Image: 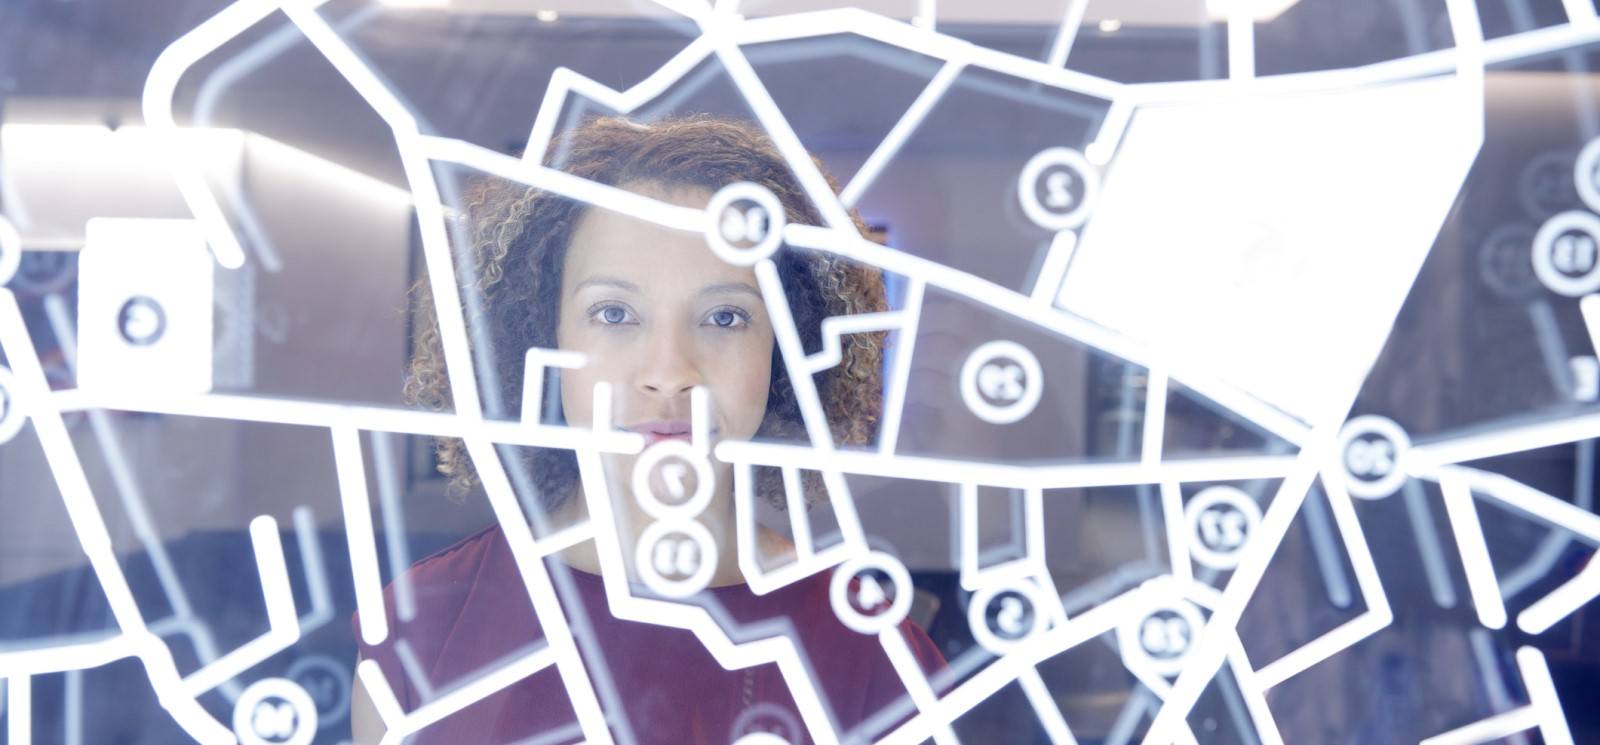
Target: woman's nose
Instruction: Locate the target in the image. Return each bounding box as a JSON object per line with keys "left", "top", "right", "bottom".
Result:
{"left": 636, "top": 328, "right": 703, "bottom": 397}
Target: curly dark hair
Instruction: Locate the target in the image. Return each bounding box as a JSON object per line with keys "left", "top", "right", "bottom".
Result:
{"left": 406, "top": 114, "right": 888, "bottom": 512}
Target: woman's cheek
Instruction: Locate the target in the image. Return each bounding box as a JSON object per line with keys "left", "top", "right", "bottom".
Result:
{"left": 724, "top": 336, "right": 773, "bottom": 439}
{"left": 559, "top": 368, "right": 596, "bottom": 428}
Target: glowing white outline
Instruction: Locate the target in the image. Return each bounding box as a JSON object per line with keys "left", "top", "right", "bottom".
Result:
{"left": 967, "top": 578, "right": 1051, "bottom": 655}
{"left": 1017, "top": 148, "right": 1099, "bottom": 232}
{"left": 1440, "top": 473, "right": 1508, "bottom": 630}
{"left": 1184, "top": 485, "right": 1263, "bottom": 571}
{"left": 1334, "top": 415, "right": 1412, "bottom": 500}
{"left": 705, "top": 182, "right": 787, "bottom": 266}
{"left": 38, "top": 1, "right": 1600, "bottom": 743}
{"left": 631, "top": 440, "right": 716, "bottom": 520}
{"left": 830, "top": 551, "right": 915, "bottom": 635}
{"left": 1532, "top": 210, "right": 1600, "bottom": 297}
{"left": 232, "top": 677, "right": 317, "bottom": 745}
{"left": 636, "top": 519, "right": 720, "bottom": 598}
{"left": 958, "top": 340, "right": 1045, "bottom": 425}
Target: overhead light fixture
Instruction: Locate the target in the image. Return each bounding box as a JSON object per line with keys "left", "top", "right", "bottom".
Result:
{"left": 1098, "top": 19, "right": 1122, "bottom": 32}
{"left": 535, "top": 9, "right": 559, "bottom": 22}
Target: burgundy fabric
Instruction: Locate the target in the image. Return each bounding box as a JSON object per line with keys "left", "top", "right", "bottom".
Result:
{"left": 354, "top": 525, "right": 948, "bottom": 744}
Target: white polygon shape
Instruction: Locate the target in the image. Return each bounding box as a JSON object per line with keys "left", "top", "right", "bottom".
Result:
{"left": 636, "top": 519, "right": 718, "bottom": 599}
{"left": 705, "top": 182, "right": 785, "bottom": 266}
{"left": 1018, "top": 147, "right": 1098, "bottom": 231}
{"left": 1532, "top": 210, "right": 1600, "bottom": 297}
{"left": 631, "top": 439, "right": 716, "bottom": 520}
{"left": 967, "top": 577, "right": 1051, "bottom": 655}
{"left": 1337, "top": 415, "right": 1411, "bottom": 500}
{"left": 77, "top": 218, "right": 213, "bottom": 395}
{"left": 233, "top": 677, "right": 317, "bottom": 745}
{"left": 1576, "top": 136, "right": 1600, "bottom": 214}
{"left": 959, "top": 340, "right": 1044, "bottom": 425}
{"left": 1118, "top": 595, "right": 1206, "bottom": 679}
{"left": 829, "top": 551, "right": 913, "bottom": 634}
{"left": 1184, "top": 485, "right": 1263, "bottom": 570}
{"left": 0, "top": 215, "right": 20, "bottom": 286}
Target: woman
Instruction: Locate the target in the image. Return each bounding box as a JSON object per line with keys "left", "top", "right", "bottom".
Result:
{"left": 351, "top": 114, "right": 946, "bottom": 744}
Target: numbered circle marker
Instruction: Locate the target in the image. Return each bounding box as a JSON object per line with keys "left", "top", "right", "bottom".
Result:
{"left": 636, "top": 519, "right": 717, "bottom": 599}
{"left": 0, "top": 366, "right": 22, "bottom": 445}
{"left": 233, "top": 677, "right": 317, "bottom": 745}
{"left": 1118, "top": 600, "right": 1204, "bottom": 678}
{"left": 1018, "top": 147, "right": 1098, "bottom": 231}
{"left": 631, "top": 439, "right": 715, "bottom": 520}
{"left": 285, "top": 655, "right": 352, "bottom": 727}
{"left": 1532, "top": 211, "right": 1600, "bottom": 297}
{"left": 0, "top": 215, "right": 20, "bottom": 286}
{"left": 1576, "top": 138, "right": 1600, "bottom": 214}
{"left": 1184, "top": 486, "right": 1262, "bottom": 570}
{"left": 960, "top": 340, "right": 1044, "bottom": 424}
{"left": 118, "top": 295, "right": 167, "bottom": 347}
{"left": 706, "top": 182, "right": 785, "bottom": 266}
{"left": 1477, "top": 224, "right": 1542, "bottom": 300}
{"left": 730, "top": 702, "right": 803, "bottom": 745}
{"left": 968, "top": 579, "right": 1050, "bottom": 654}
{"left": 1336, "top": 415, "right": 1411, "bottom": 500}
{"left": 830, "top": 551, "right": 913, "bottom": 634}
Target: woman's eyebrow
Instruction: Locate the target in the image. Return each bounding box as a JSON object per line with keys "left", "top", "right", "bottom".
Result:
{"left": 572, "top": 276, "right": 641, "bottom": 293}
{"left": 699, "top": 281, "right": 762, "bottom": 299}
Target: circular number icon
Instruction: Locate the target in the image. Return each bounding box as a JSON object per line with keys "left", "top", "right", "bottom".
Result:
{"left": 1118, "top": 600, "right": 1204, "bottom": 678}
{"left": 631, "top": 439, "right": 715, "bottom": 520}
{"left": 117, "top": 295, "right": 167, "bottom": 346}
{"left": 1185, "top": 486, "right": 1262, "bottom": 570}
{"left": 1576, "top": 138, "right": 1600, "bottom": 214}
{"left": 960, "top": 340, "right": 1044, "bottom": 425}
{"left": 285, "top": 655, "right": 352, "bottom": 728}
{"left": 0, "top": 366, "right": 22, "bottom": 445}
{"left": 1336, "top": 415, "right": 1411, "bottom": 500}
{"left": 730, "top": 702, "right": 803, "bottom": 745}
{"left": 706, "top": 182, "right": 785, "bottom": 266}
{"left": 0, "top": 215, "right": 20, "bottom": 286}
{"left": 968, "top": 579, "right": 1050, "bottom": 654}
{"left": 1477, "top": 224, "right": 1542, "bottom": 300}
{"left": 1532, "top": 211, "right": 1600, "bottom": 297}
{"left": 830, "top": 551, "right": 913, "bottom": 634}
{"left": 636, "top": 519, "right": 717, "bottom": 599}
{"left": 1018, "top": 147, "right": 1098, "bottom": 231}
{"left": 233, "top": 678, "right": 317, "bottom": 745}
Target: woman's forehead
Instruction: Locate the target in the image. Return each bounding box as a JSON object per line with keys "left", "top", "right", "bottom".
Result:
{"left": 565, "top": 188, "right": 760, "bottom": 291}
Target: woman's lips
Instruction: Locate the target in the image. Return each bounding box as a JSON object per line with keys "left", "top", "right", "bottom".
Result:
{"left": 641, "top": 431, "right": 692, "bottom": 447}
{"left": 628, "top": 420, "right": 699, "bottom": 447}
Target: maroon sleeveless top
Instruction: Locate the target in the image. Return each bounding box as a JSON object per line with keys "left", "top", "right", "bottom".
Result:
{"left": 354, "top": 525, "right": 948, "bottom": 744}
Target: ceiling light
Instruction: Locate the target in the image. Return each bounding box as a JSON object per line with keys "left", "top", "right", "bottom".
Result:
{"left": 1098, "top": 19, "right": 1122, "bottom": 32}
{"left": 535, "top": 9, "right": 559, "bottom": 22}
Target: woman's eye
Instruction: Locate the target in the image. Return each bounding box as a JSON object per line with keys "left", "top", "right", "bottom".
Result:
{"left": 706, "top": 308, "right": 749, "bottom": 329}
{"left": 591, "top": 304, "right": 634, "bottom": 325}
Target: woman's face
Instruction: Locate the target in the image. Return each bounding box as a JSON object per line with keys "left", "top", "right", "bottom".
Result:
{"left": 555, "top": 181, "right": 775, "bottom": 465}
